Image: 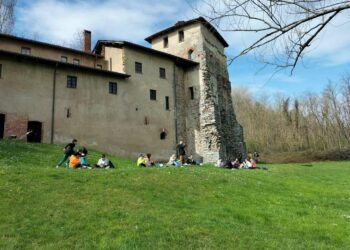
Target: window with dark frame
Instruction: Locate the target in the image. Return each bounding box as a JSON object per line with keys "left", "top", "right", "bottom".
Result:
{"left": 150, "top": 89, "right": 157, "bottom": 100}
{"left": 96, "top": 64, "right": 102, "bottom": 69}
{"left": 179, "top": 30, "right": 184, "bottom": 42}
{"left": 189, "top": 87, "right": 194, "bottom": 100}
{"left": 109, "top": 82, "right": 117, "bottom": 94}
{"left": 21, "top": 47, "right": 31, "bottom": 55}
{"left": 73, "top": 59, "right": 80, "bottom": 65}
{"left": 159, "top": 67, "right": 166, "bottom": 78}
{"left": 67, "top": 76, "right": 77, "bottom": 89}
{"left": 165, "top": 96, "right": 170, "bottom": 110}
{"left": 163, "top": 37, "right": 168, "bottom": 48}
{"left": 0, "top": 64, "right": 2, "bottom": 78}
{"left": 61, "top": 56, "right": 68, "bottom": 63}
{"left": 135, "top": 62, "right": 142, "bottom": 73}
{"left": 160, "top": 131, "right": 167, "bottom": 140}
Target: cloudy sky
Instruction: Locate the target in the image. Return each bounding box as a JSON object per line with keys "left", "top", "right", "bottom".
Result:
{"left": 13, "top": 0, "right": 350, "bottom": 99}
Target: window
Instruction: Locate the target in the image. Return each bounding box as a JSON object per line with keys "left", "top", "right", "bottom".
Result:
{"left": 67, "top": 76, "right": 77, "bottom": 88}
{"left": 159, "top": 67, "right": 166, "bottom": 78}
{"left": 160, "top": 131, "right": 167, "bottom": 140}
{"left": 0, "top": 64, "right": 2, "bottom": 78}
{"left": 109, "top": 82, "right": 117, "bottom": 94}
{"left": 96, "top": 64, "right": 102, "bottom": 69}
{"left": 150, "top": 89, "right": 157, "bottom": 100}
{"left": 189, "top": 87, "right": 194, "bottom": 100}
{"left": 135, "top": 62, "right": 142, "bottom": 73}
{"left": 188, "top": 49, "right": 194, "bottom": 60}
{"left": 21, "top": 47, "right": 31, "bottom": 55}
{"left": 61, "top": 56, "right": 68, "bottom": 63}
{"left": 163, "top": 37, "right": 168, "bottom": 48}
{"left": 179, "top": 30, "right": 184, "bottom": 42}
{"left": 73, "top": 59, "right": 80, "bottom": 65}
{"left": 165, "top": 96, "right": 169, "bottom": 110}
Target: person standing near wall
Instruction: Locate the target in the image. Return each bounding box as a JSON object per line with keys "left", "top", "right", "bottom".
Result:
{"left": 56, "top": 139, "right": 77, "bottom": 168}
{"left": 176, "top": 141, "right": 186, "bottom": 165}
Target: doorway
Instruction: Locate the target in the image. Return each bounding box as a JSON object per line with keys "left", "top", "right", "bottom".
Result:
{"left": 0, "top": 114, "right": 5, "bottom": 139}
{"left": 27, "top": 121, "right": 42, "bottom": 143}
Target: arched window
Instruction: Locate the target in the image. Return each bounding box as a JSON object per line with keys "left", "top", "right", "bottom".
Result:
{"left": 188, "top": 49, "right": 194, "bottom": 60}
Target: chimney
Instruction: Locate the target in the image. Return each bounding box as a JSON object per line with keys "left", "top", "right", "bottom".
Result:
{"left": 83, "top": 30, "right": 91, "bottom": 53}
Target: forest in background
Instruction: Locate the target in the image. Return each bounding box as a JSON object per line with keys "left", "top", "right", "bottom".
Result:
{"left": 232, "top": 74, "right": 350, "bottom": 162}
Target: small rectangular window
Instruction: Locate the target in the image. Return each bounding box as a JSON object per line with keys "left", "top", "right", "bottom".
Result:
{"left": 109, "top": 82, "right": 117, "bottom": 94}
{"left": 73, "top": 59, "right": 80, "bottom": 65}
{"left": 189, "top": 87, "right": 194, "bottom": 100}
{"left": 159, "top": 67, "right": 166, "bottom": 78}
{"left": 0, "top": 64, "right": 2, "bottom": 78}
{"left": 188, "top": 49, "right": 194, "bottom": 60}
{"left": 165, "top": 96, "right": 169, "bottom": 110}
{"left": 135, "top": 62, "right": 142, "bottom": 73}
{"left": 67, "top": 76, "right": 77, "bottom": 88}
{"left": 21, "top": 47, "right": 31, "bottom": 55}
{"left": 61, "top": 56, "right": 68, "bottom": 63}
{"left": 150, "top": 89, "right": 157, "bottom": 101}
{"left": 179, "top": 30, "right": 184, "bottom": 42}
{"left": 96, "top": 64, "right": 102, "bottom": 69}
{"left": 163, "top": 37, "right": 168, "bottom": 48}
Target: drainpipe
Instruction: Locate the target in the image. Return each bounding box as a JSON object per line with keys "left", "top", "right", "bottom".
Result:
{"left": 173, "top": 63, "right": 178, "bottom": 144}
{"left": 50, "top": 63, "right": 58, "bottom": 144}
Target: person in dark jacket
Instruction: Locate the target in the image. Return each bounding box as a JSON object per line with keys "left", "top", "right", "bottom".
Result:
{"left": 176, "top": 141, "right": 186, "bottom": 165}
{"left": 56, "top": 139, "right": 77, "bottom": 168}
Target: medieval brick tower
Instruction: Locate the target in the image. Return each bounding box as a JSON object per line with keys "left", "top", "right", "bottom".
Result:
{"left": 146, "top": 17, "right": 246, "bottom": 162}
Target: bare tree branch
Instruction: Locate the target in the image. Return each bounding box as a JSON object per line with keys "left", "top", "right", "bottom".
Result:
{"left": 194, "top": 0, "right": 350, "bottom": 72}
{"left": 0, "top": 0, "right": 16, "bottom": 34}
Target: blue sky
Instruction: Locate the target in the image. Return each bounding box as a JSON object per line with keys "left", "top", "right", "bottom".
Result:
{"left": 13, "top": 0, "right": 350, "bottom": 99}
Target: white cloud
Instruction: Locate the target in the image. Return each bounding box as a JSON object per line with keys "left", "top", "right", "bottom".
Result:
{"left": 15, "top": 0, "right": 190, "bottom": 46}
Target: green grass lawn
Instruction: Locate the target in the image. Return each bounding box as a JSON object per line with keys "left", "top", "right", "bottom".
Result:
{"left": 0, "top": 140, "right": 349, "bottom": 249}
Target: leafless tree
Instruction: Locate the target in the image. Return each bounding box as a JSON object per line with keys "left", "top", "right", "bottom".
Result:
{"left": 0, "top": 0, "right": 16, "bottom": 34}
{"left": 194, "top": 0, "right": 350, "bottom": 72}
{"left": 69, "top": 29, "right": 84, "bottom": 50}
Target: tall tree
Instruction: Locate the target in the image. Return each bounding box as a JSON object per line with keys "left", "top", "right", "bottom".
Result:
{"left": 0, "top": 0, "right": 16, "bottom": 34}
{"left": 195, "top": 0, "right": 350, "bottom": 72}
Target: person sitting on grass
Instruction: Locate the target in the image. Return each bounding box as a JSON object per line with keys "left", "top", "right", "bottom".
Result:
{"left": 230, "top": 158, "right": 240, "bottom": 169}
{"left": 186, "top": 155, "right": 196, "bottom": 165}
{"left": 145, "top": 153, "right": 155, "bottom": 167}
{"left": 69, "top": 152, "right": 81, "bottom": 168}
{"left": 78, "top": 147, "right": 90, "bottom": 168}
{"left": 96, "top": 154, "right": 115, "bottom": 169}
{"left": 56, "top": 139, "right": 77, "bottom": 168}
{"left": 240, "top": 159, "right": 252, "bottom": 169}
{"left": 249, "top": 157, "right": 257, "bottom": 169}
{"left": 137, "top": 153, "right": 146, "bottom": 167}
{"left": 168, "top": 154, "right": 180, "bottom": 167}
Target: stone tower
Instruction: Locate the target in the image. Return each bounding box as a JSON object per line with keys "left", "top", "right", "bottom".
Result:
{"left": 145, "top": 17, "right": 246, "bottom": 162}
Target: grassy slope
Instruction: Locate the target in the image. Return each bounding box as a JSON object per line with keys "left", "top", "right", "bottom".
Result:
{"left": 0, "top": 140, "right": 349, "bottom": 250}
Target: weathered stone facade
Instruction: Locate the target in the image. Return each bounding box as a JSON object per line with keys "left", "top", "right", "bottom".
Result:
{"left": 0, "top": 17, "right": 245, "bottom": 162}
{"left": 147, "top": 17, "right": 246, "bottom": 162}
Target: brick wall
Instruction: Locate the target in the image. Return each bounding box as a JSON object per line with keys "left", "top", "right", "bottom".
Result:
{"left": 4, "top": 113, "right": 28, "bottom": 139}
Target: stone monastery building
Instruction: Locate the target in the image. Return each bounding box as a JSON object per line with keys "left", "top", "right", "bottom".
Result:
{"left": 0, "top": 17, "right": 245, "bottom": 162}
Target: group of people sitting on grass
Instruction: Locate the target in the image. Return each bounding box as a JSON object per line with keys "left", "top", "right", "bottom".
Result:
{"left": 136, "top": 141, "right": 200, "bottom": 167}
{"left": 56, "top": 139, "right": 264, "bottom": 170}
{"left": 215, "top": 152, "right": 266, "bottom": 170}
{"left": 56, "top": 139, "right": 114, "bottom": 169}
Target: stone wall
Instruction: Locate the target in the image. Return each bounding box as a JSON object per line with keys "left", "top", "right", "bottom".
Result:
{"left": 198, "top": 45, "right": 246, "bottom": 162}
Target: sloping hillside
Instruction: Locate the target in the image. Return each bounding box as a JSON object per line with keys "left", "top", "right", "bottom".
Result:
{"left": 0, "top": 140, "right": 349, "bottom": 249}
